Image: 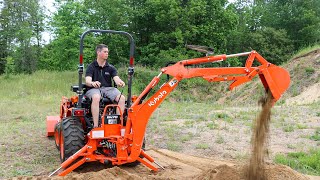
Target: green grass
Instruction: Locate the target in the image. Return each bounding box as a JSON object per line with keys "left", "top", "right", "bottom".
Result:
{"left": 292, "top": 44, "right": 320, "bottom": 59}
{"left": 305, "top": 67, "right": 315, "bottom": 75}
{"left": 310, "top": 128, "right": 320, "bottom": 141}
{"left": 180, "top": 133, "right": 194, "bottom": 142}
{"left": 166, "top": 142, "right": 181, "bottom": 151}
{"left": 206, "top": 121, "right": 218, "bottom": 130}
{"left": 275, "top": 149, "right": 320, "bottom": 176}
{"left": 296, "top": 123, "right": 308, "bottom": 129}
{"left": 195, "top": 143, "right": 209, "bottom": 149}
{"left": 215, "top": 135, "right": 225, "bottom": 144}
{"left": 283, "top": 124, "right": 295, "bottom": 132}
{"left": 0, "top": 70, "right": 72, "bottom": 178}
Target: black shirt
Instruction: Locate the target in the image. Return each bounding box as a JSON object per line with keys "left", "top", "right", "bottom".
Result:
{"left": 85, "top": 60, "right": 117, "bottom": 88}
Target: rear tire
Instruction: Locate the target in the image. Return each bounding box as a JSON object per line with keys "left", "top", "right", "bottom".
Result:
{"left": 60, "top": 117, "right": 85, "bottom": 162}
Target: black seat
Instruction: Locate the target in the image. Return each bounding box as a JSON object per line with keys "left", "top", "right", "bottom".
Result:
{"left": 71, "top": 83, "right": 115, "bottom": 106}
{"left": 71, "top": 83, "right": 87, "bottom": 93}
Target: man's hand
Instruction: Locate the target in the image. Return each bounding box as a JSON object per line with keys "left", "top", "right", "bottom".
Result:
{"left": 114, "top": 76, "right": 125, "bottom": 87}
{"left": 91, "top": 81, "right": 101, "bottom": 88}
{"left": 116, "top": 80, "right": 125, "bottom": 87}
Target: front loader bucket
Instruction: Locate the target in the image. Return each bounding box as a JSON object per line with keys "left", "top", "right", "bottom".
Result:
{"left": 259, "top": 65, "right": 290, "bottom": 101}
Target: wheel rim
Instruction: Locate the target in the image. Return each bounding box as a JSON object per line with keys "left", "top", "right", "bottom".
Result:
{"left": 60, "top": 132, "right": 65, "bottom": 162}
{"left": 54, "top": 127, "right": 60, "bottom": 148}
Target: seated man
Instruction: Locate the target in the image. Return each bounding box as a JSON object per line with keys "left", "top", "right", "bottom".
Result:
{"left": 85, "top": 44, "right": 125, "bottom": 128}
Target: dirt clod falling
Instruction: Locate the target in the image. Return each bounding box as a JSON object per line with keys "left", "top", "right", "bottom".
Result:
{"left": 247, "top": 91, "right": 273, "bottom": 180}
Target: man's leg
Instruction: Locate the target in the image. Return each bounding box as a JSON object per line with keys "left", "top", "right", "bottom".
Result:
{"left": 101, "top": 87, "right": 125, "bottom": 119}
{"left": 91, "top": 93, "right": 101, "bottom": 128}
{"left": 115, "top": 94, "right": 126, "bottom": 117}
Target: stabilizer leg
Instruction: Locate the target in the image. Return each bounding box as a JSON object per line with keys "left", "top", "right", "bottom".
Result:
{"left": 137, "top": 150, "right": 164, "bottom": 171}
{"left": 48, "top": 144, "right": 95, "bottom": 177}
{"left": 58, "top": 157, "right": 87, "bottom": 176}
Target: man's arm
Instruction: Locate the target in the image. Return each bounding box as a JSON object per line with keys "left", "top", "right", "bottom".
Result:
{"left": 113, "top": 76, "right": 125, "bottom": 87}
{"left": 86, "top": 76, "right": 101, "bottom": 88}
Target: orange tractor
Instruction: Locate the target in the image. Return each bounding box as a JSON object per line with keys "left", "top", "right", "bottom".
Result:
{"left": 46, "top": 30, "right": 290, "bottom": 176}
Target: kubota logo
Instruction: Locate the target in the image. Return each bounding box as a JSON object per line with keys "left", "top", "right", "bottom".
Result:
{"left": 148, "top": 91, "right": 167, "bottom": 106}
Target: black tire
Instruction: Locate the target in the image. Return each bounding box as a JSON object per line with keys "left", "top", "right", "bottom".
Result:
{"left": 60, "top": 117, "right": 85, "bottom": 162}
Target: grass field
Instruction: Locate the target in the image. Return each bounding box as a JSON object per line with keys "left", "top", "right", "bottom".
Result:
{"left": 0, "top": 68, "right": 319, "bottom": 178}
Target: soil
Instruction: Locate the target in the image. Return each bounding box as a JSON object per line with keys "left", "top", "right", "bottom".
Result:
{"left": 11, "top": 149, "right": 315, "bottom": 180}
{"left": 285, "top": 82, "right": 320, "bottom": 105}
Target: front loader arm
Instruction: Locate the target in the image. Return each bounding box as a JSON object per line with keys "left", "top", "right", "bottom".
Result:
{"left": 126, "top": 50, "right": 290, "bottom": 165}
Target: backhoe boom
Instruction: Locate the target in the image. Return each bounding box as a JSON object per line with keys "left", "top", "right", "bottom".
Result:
{"left": 124, "top": 50, "right": 290, "bottom": 170}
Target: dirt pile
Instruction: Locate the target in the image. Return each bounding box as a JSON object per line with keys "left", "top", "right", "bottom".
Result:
{"left": 11, "top": 149, "right": 313, "bottom": 180}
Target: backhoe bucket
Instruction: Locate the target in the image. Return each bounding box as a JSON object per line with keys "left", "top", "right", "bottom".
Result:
{"left": 259, "top": 65, "right": 290, "bottom": 101}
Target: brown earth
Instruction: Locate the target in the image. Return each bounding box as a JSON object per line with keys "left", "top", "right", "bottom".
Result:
{"left": 10, "top": 149, "right": 317, "bottom": 180}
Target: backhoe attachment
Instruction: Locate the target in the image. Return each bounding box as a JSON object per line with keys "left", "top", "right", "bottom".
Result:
{"left": 162, "top": 50, "right": 290, "bottom": 101}
{"left": 48, "top": 47, "right": 290, "bottom": 177}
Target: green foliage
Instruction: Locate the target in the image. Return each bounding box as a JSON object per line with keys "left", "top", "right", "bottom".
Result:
{"left": 1, "top": 0, "right": 320, "bottom": 74}
{"left": 0, "top": 0, "right": 45, "bottom": 74}
{"left": 4, "top": 56, "right": 15, "bottom": 77}
{"left": 261, "top": 0, "right": 320, "bottom": 50}
{"left": 131, "top": 0, "right": 238, "bottom": 66}
{"left": 39, "top": 1, "right": 88, "bottom": 70}
{"left": 275, "top": 149, "right": 320, "bottom": 175}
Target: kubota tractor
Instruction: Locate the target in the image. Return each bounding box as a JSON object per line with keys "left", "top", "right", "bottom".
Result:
{"left": 46, "top": 30, "right": 290, "bottom": 176}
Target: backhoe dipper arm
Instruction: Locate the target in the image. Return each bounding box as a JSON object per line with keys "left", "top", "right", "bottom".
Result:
{"left": 162, "top": 50, "right": 290, "bottom": 101}
{"left": 126, "top": 50, "right": 290, "bottom": 162}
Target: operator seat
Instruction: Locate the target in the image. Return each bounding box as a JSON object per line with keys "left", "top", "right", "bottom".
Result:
{"left": 71, "top": 83, "right": 114, "bottom": 106}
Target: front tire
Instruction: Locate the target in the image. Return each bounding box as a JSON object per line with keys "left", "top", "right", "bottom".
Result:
{"left": 60, "top": 117, "right": 85, "bottom": 162}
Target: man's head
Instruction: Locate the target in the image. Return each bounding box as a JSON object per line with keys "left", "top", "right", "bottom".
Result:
{"left": 96, "top": 44, "right": 109, "bottom": 60}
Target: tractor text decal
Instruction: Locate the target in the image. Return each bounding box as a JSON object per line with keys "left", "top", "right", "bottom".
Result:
{"left": 148, "top": 90, "right": 167, "bottom": 107}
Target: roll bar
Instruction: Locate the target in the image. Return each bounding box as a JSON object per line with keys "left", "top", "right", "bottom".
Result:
{"left": 77, "top": 29, "right": 135, "bottom": 108}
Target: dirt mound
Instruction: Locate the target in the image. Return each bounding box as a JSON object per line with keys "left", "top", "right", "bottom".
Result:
{"left": 10, "top": 149, "right": 314, "bottom": 180}
{"left": 283, "top": 49, "right": 320, "bottom": 105}
{"left": 285, "top": 82, "right": 320, "bottom": 105}
{"left": 61, "top": 166, "right": 140, "bottom": 180}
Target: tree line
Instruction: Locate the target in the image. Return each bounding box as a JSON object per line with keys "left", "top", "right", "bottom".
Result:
{"left": 1, "top": 0, "right": 319, "bottom": 74}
